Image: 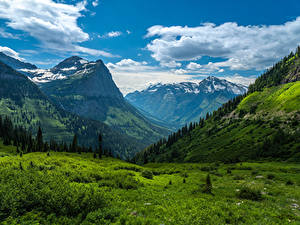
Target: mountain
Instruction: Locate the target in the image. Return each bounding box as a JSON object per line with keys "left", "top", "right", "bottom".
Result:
{"left": 134, "top": 48, "right": 300, "bottom": 164}
{"left": 125, "top": 76, "right": 247, "bottom": 127}
{"left": 0, "top": 52, "right": 37, "bottom": 70}
{"left": 0, "top": 61, "right": 147, "bottom": 158}
{"left": 19, "top": 56, "right": 169, "bottom": 147}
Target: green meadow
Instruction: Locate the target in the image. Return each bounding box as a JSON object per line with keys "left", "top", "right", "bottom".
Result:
{"left": 0, "top": 142, "right": 299, "bottom": 224}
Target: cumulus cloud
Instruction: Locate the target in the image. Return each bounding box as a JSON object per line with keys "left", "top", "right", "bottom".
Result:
{"left": 0, "top": 0, "right": 114, "bottom": 57}
{"left": 0, "top": 46, "right": 23, "bottom": 60}
{"left": 187, "top": 62, "right": 202, "bottom": 70}
{"left": 185, "top": 61, "right": 226, "bottom": 74}
{"left": 145, "top": 18, "right": 300, "bottom": 70}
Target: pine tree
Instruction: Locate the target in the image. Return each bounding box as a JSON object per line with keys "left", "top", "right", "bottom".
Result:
{"left": 36, "top": 126, "right": 43, "bottom": 152}
{"left": 71, "top": 134, "right": 78, "bottom": 153}
{"left": 98, "top": 133, "right": 102, "bottom": 158}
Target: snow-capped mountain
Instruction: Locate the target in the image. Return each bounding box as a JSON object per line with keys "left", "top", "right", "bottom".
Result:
{"left": 125, "top": 76, "right": 248, "bottom": 127}
{"left": 20, "top": 56, "right": 98, "bottom": 83}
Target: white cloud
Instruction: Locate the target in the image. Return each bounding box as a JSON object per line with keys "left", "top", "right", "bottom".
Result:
{"left": 126, "top": 30, "right": 131, "bottom": 34}
{"left": 223, "top": 74, "right": 256, "bottom": 86}
{"left": 186, "top": 62, "right": 202, "bottom": 70}
{"left": 98, "top": 31, "right": 123, "bottom": 39}
{"left": 0, "top": 0, "right": 114, "bottom": 57}
{"left": 160, "top": 60, "right": 181, "bottom": 68}
{"left": 0, "top": 46, "right": 23, "bottom": 60}
{"left": 107, "top": 31, "right": 122, "bottom": 38}
{"left": 145, "top": 18, "right": 300, "bottom": 71}
{"left": 0, "top": 28, "right": 19, "bottom": 39}
{"left": 92, "top": 0, "right": 99, "bottom": 7}
{"left": 107, "top": 59, "right": 197, "bottom": 95}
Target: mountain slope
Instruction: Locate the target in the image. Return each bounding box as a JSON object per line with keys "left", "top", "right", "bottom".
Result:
{"left": 29, "top": 57, "right": 169, "bottom": 145}
{"left": 125, "top": 76, "right": 247, "bottom": 127}
{"left": 134, "top": 48, "right": 300, "bottom": 164}
{"left": 0, "top": 52, "right": 37, "bottom": 70}
{"left": 0, "top": 61, "right": 145, "bottom": 157}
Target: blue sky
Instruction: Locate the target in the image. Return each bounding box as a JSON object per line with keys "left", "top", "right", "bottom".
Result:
{"left": 0, "top": 0, "right": 300, "bottom": 94}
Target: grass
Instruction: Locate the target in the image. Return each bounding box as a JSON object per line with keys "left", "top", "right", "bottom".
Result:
{"left": 0, "top": 143, "right": 299, "bottom": 224}
{"left": 238, "top": 81, "right": 300, "bottom": 114}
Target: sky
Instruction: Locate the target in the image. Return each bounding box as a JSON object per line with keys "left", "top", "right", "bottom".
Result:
{"left": 0, "top": 0, "right": 300, "bottom": 94}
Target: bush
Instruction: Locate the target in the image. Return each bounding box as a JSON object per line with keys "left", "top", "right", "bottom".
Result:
{"left": 251, "top": 171, "right": 259, "bottom": 176}
{"left": 202, "top": 174, "right": 212, "bottom": 194}
{"left": 233, "top": 175, "right": 244, "bottom": 180}
{"left": 141, "top": 170, "right": 153, "bottom": 179}
{"left": 267, "top": 174, "right": 275, "bottom": 179}
{"left": 237, "top": 186, "right": 262, "bottom": 201}
{"left": 0, "top": 170, "right": 107, "bottom": 219}
{"left": 286, "top": 180, "right": 294, "bottom": 185}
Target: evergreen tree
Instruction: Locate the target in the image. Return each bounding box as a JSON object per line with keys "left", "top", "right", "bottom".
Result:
{"left": 71, "top": 134, "right": 78, "bottom": 153}
{"left": 98, "top": 133, "right": 102, "bottom": 158}
{"left": 36, "top": 126, "right": 43, "bottom": 152}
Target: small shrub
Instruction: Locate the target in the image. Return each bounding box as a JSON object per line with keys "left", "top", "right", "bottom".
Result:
{"left": 227, "top": 169, "right": 232, "bottom": 174}
{"left": 267, "top": 174, "right": 275, "bottom": 179}
{"left": 202, "top": 174, "right": 212, "bottom": 194}
{"left": 238, "top": 186, "right": 262, "bottom": 201}
{"left": 183, "top": 178, "right": 186, "bottom": 183}
{"left": 238, "top": 166, "right": 252, "bottom": 170}
{"left": 169, "top": 180, "right": 172, "bottom": 185}
{"left": 286, "top": 180, "right": 294, "bottom": 185}
{"left": 181, "top": 172, "right": 188, "bottom": 178}
{"left": 141, "top": 170, "right": 153, "bottom": 179}
{"left": 233, "top": 175, "right": 244, "bottom": 180}
{"left": 19, "top": 162, "right": 23, "bottom": 170}
{"left": 251, "top": 171, "right": 259, "bottom": 176}
{"left": 210, "top": 171, "right": 223, "bottom": 177}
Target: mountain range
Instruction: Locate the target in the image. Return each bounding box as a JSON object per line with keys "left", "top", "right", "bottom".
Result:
{"left": 126, "top": 76, "right": 247, "bottom": 127}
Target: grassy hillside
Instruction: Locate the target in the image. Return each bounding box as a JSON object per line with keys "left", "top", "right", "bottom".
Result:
{"left": 0, "top": 143, "right": 299, "bottom": 224}
{"left": 135, "top": 82, "right": 300, "bottom": 163}
{"left": 238, "top": 81, "right": 300, "bottom": 114}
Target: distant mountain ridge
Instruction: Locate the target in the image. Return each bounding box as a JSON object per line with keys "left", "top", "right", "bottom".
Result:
{"left": 0, "top": 52, "right": 37, "bottom": 70}
{"left": 126, "top": 76, "right": 247, "bottom": 127}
